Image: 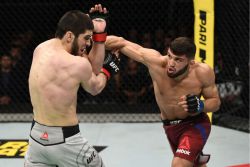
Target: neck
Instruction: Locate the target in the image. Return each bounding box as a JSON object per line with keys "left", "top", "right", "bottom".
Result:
{"left": 172, "top": 69, "right": 189, "bottom": 81}
{"left": 55, "top": 38, "right": 71, "bottom": 54}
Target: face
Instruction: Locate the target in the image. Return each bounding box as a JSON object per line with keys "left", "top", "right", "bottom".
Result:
{"left": 166, "top": 49, "right": 190, "bottom": 78}
{"left": 1, "top": 55, "right": 12, "bottom": 69}
{"left": 71, "top": 30, "right": 92, "bottom": 56}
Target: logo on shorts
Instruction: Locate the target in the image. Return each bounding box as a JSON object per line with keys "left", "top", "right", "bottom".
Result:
{"left": 176, "top": 136, "right": 191, "bottom": 155}
{"left": 179, "top": 136, "right": 190, "bottom": 150}
{"left": 176, "top": 148, "right": 191, "bottom": 155}
{"left": 40, "top": 132, "right": 49, "bottom": 141}
{"left": 170, "top": 120, "right": 182, "bottom": 125}
{"left": 87, "top": 151, "right": 96, "bottom": 164}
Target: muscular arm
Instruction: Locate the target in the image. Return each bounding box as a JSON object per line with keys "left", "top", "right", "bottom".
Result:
{"left": 106, "top": 36, "right": 163, "bottom": 67}
{"left": 74, "top": 57, "right": 107, "bottom": 96}
{"left": 88, "top": 4, "right": 108, "bottom": 75}
{"left": 199, "top": 64, "right": 221, "bottom": 113}
{"left": 88, "top": 43, "right": 105, "bottom": 75}
{"left": 81, "top": 72, "right": 107, "bottom": 96}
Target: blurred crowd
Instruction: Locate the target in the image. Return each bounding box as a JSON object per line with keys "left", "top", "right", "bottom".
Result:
{"left": 0, "top": 30, "right": 35, "bottom": 106}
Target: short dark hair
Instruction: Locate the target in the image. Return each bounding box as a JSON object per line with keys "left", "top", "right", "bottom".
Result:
{"left": 169, "top": 37, "right": 196, "bottom": 59}
{"left": 55, "top": 10, "right": 94, "bottom": 39}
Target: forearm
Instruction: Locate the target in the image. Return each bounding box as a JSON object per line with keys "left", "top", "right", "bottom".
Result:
{"left": 92, "top": 73, "right": 107, "bottom": 95}
{"left": 106, "top": 36, "right": 145, "bottom": 61}
{"left": 203, "top": 97, "right": 221, "bottom": 113}
{"left": 88, "top": 43, "right": 105, "bottom": 75}
{"left": 105, "top": 36, "right": 126, "bottom": 50}
{"left": 81, "top": 73, "right": 107, "bottom": 96}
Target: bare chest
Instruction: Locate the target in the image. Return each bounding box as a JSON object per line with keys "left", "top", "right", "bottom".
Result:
{"left": 152, "top": 73, "right": 203, "bottom": 107}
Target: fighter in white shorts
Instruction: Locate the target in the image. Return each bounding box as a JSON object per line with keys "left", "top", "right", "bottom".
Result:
{"left": 25, "top": 4, "right": 119, "bottom": 167}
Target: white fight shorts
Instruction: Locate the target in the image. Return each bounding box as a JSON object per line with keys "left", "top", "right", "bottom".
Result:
{"left": 24, "top": 120, "right": 105, "bottom": 167}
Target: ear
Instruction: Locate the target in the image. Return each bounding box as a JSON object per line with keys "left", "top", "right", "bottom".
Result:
{"left": 189, "top": 59, "right": 195, "bottom": 65}
{"left": 65, "top": 31, "right": 75, "bottom": 43}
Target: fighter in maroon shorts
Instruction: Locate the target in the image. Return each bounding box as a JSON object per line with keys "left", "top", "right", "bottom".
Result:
{"left": 106, "top": 36, "right": 221, "bottom": 167}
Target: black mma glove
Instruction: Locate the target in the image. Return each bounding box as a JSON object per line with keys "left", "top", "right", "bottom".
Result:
{"left": 100, "top": 51, "right": 120, "bottom": 80}
{"left": 90, "top": 10, "right": 109, "bottom": 43}
{"left": 186, "top": 94, "right": 204, "bottom": 114}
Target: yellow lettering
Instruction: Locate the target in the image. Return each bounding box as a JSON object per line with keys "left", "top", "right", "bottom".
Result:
{"left": 19, "top": 144, "right": 29, "bottom": 157}
{"left": 20, "top": 144, "right": 28, "bottom": 152}
{"left": 0, "top": 142, "right": 28, "bottom": 149}
{"left": 19, "top": 151, "right": 26, "bottom": 157}
{"left": 199, "top": 25, "right": 206, "bottom": 33}
{"left": 201, "top": 19, "right": 206, "bottom": 25}
{"left": 199, "top": 34, "right": 206, "bottom": 44}
{"left": 0, "top": 149, "right": 18, "bottom": 156}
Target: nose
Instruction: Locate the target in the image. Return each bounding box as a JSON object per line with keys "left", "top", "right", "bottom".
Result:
{"left": 86, "top": 39, "right": 92, "bottom": 47}
{"left": 169, "top": 59, "right": 176, "bottom": 67}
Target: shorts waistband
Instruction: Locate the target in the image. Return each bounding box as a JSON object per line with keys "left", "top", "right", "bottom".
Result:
{"left": 32, "top": 120, "right": 80, "bottom": 138}
{"left": 162, "top": 112, "right": 204, "bottom": 126}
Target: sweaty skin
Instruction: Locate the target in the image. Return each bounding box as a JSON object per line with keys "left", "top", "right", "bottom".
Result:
{"left": 29, "top": 35, "right": 107, "bottom": 126}
{"left": 106, "top": 36, "right": 220, "bottom": 120}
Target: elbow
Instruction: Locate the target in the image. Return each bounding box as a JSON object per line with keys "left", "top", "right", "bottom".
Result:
{"left": 106, "top": 36, "right": 126, "bottom": 50}
{"left": 217, "top": 98, "right": 221, "bottom": 110}
{"left": 117, "top": 37, "right": 126, "bottom": 48}
{"left": 214, "top": 98, "right": 221, "bottom": 112}
{"left": 119, "top": 37, "right": 126, "bottom": 43}
{"left": 89, "top": 88, "right": 101, "bottom": 96}
{"left": 90, "top": 92, "right": 99, "bottom": 96}
{"left": 89, "top": 85, "right": 105, "bottom": 96}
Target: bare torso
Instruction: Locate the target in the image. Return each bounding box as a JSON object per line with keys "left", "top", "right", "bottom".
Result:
{"left": 149, "top": 58, "right": 203, "bottom": 120}
{"left": 29, "top": 39, "right": 87, "bottom": 126}
{"left": 105, "top": 36, "right": 219, "bottom": 120}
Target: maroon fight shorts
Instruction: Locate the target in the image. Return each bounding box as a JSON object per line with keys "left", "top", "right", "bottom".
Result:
{"left": 162, "top": 112, "right": 211, "bottom": 166}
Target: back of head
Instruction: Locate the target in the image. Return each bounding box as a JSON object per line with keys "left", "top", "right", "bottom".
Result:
{"left": 169, "top": 37, "right": 196, "bottom": 59}
{"left": 55, "top": 10, "right": 94, "bottom": 39}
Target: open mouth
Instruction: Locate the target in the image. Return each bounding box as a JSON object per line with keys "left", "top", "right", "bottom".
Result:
{"left": 79, "top": 48, "right": 87, "bottom": 56}
{"left": 168, "top": 67, "right": 175, "bottom": 73}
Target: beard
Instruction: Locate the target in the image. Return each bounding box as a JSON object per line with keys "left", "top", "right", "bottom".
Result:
{"left": 71, "top": 38, "right": 79, "bottom": 56}
{"left": 167, "top": 64, "right": 189, "bottom": 78}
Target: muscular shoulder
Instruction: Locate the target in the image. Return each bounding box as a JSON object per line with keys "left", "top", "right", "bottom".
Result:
{"left": 194, "top": 62, "right": 215, "bottom": 87}
{"left": 71, "top": 56, "right": 92, "bottom": 81}
{"left": 33, "top": 39, "right": 55, "bottom": 56}
{"left": 142, "top": 49, "right": 166, "bottom": 67}
{"left": 33, "top": 41, "right": 46, "bottom": 55}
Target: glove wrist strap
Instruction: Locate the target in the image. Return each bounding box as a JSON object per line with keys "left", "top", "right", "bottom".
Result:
{"left": 198, "top": 100, "right": 205, "bottom": 113}
{"left": 100, "top": 68, "right": 110, "bottom": 80}
{"left": 93, "top": 32, "right": 107, "bottom": 43}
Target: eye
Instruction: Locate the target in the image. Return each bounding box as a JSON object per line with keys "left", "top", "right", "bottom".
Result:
{"left": 84, "top": 35, "right": 92, "bottom": 41}
{"left": 175, "top": 58, "right": 184, "bottom": 63}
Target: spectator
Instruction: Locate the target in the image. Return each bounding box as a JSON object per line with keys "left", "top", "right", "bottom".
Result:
{"left": 141, "top": 32, "right": 153, "bottom": 48}
{"left": 0, "top": 53, "right": 13, "bottom": 105}
{"left": 162, "top": 35, "right": 173, "bottom": 55}
{"left": 8, "top": 42, "right": 33, "bottom": 103}
{"left": 127, "top": 28, "right": 140, "bottom": 43}
{"left": 153, "top": 28, "right": 165, "bottom": 53}
{"left": 120, "top": 58, "right": 148, "bottom": 104}
{"left": 9, "top": 41, "right": 22, "bottom": 66}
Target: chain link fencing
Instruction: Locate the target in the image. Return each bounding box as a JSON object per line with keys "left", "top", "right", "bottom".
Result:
{"left": 0, "top": 0, "right": 248, "bottom": 132}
